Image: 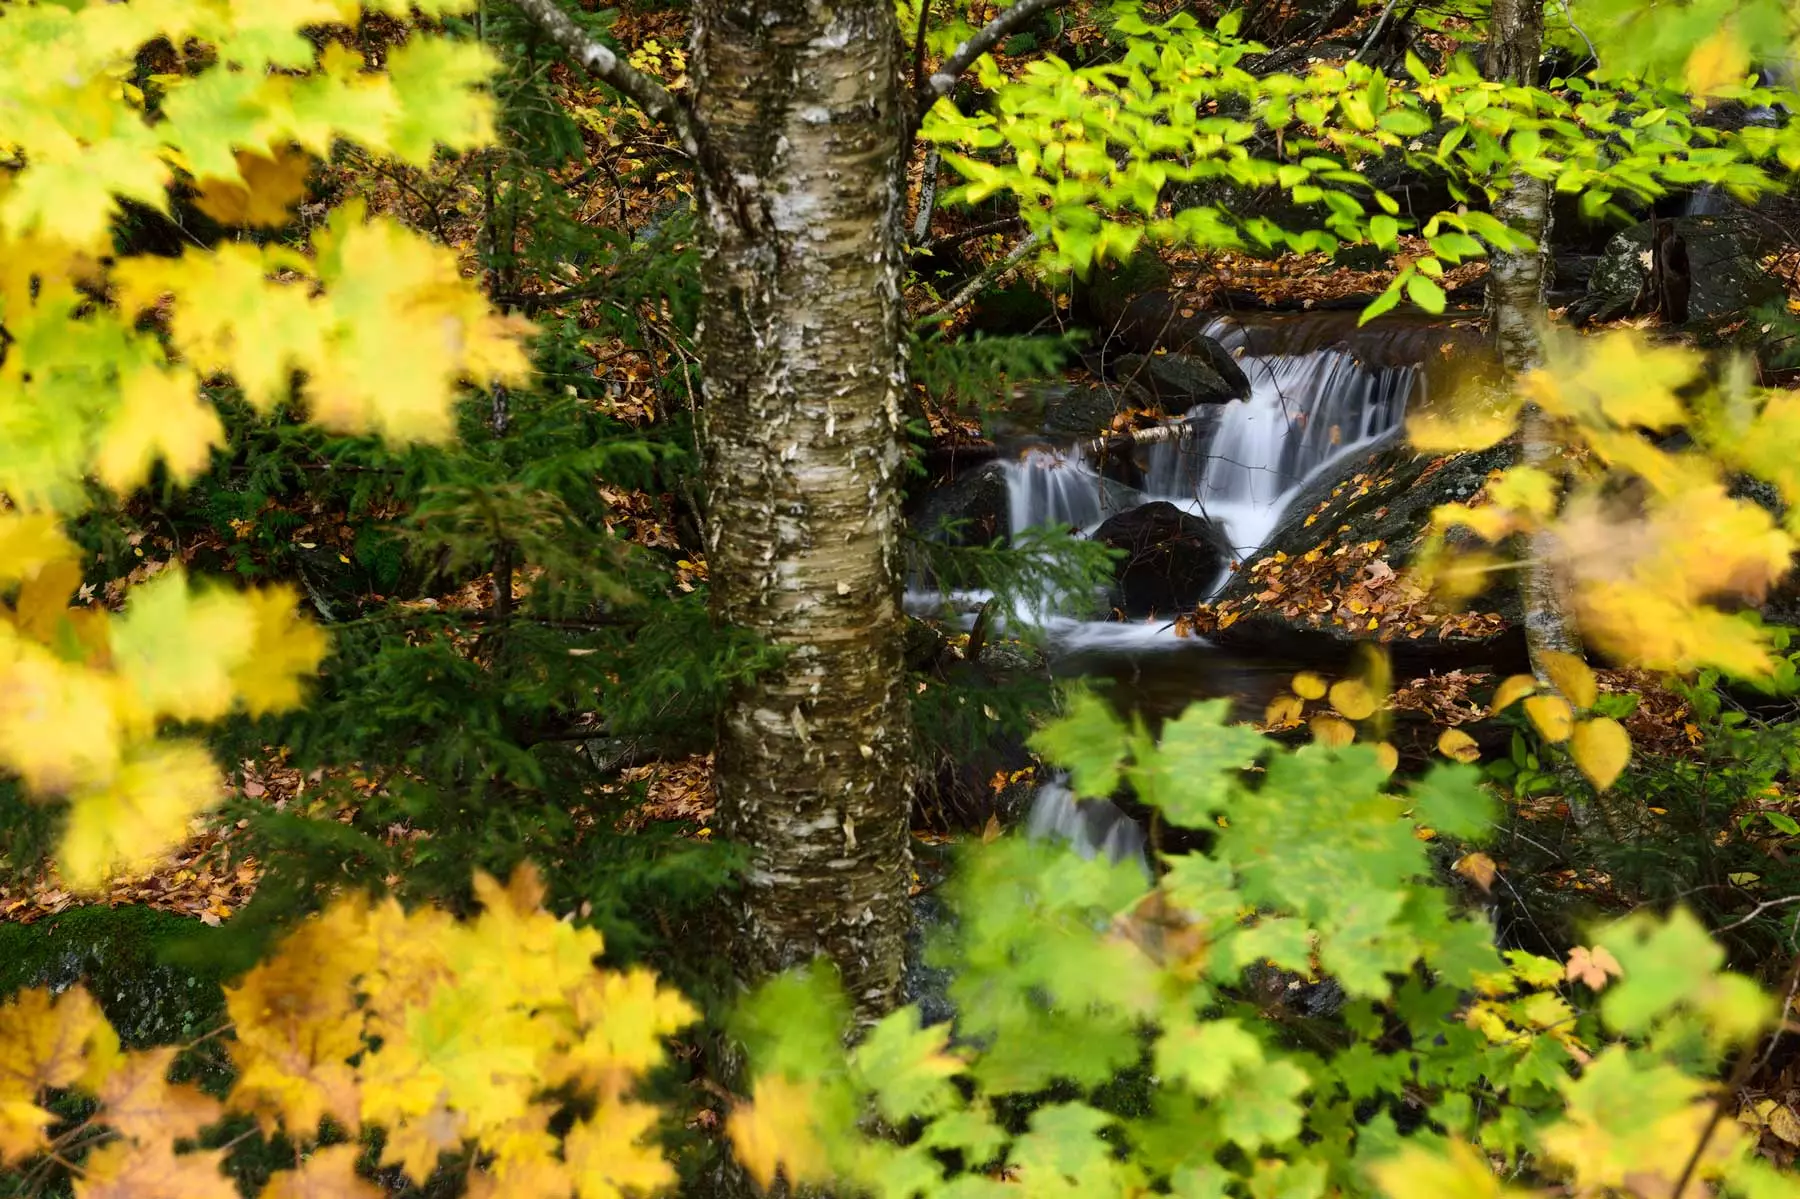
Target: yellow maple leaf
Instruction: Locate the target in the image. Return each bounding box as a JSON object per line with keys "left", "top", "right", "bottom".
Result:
{"left": 0, "top": 629, "right": 122, "bottom": 793}
{"left": 306, "top": 204, "right": 534, "bottom": 443}
{"left": 1685, "top": 27, "right": 1750, "bottom": 97}
{"left": 230, "top": 586, "right": 328, "bottom": 716}
{"left": 60, "top": 739, "right": 222, "bottom": 889}
{"left": 10, "top": 556, "right": 84, "bottom": 645}
{"left": 109, "top": 569, "right": 255, "bottom": 725}
{"left": 0, "top": 1098, "right": 54, "bottom": 1165}
{"left": 559, "top": 968, "right": 699, "bottom": 1090}
{"left": 70, "top": 1138, "right": 238, "bottom": 1199}
{"left": 0, "top": 513, "right": 77, "bottom": 584}
{"left": 727, "top": 1074, "right": 833, "bottom": 1191}
{"left": 1370, "top": 1139, "right": 1528, "bottom": 1199}
{"left": 260, "top": 1144, "right": 384, "bottom": 1199}
{"left": 95, "top": 1046, "right": 223, "bottom": 1144}
{"left": 563, "top": 1099, "right": 678, "bottom": 1199}
{"left": 192, "top": 145, "right": 313, "bottom": 228}
{"left": 94, "top": 364, "right": 223, "bottom": 494}
{"left": 0, "top": 985, "right": 113, "bottom": 1099}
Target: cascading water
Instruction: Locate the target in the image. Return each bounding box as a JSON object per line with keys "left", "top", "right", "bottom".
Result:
{"left": 1014, "top": 316, "right": 1421, "bottom": 849}
{"left": 1003, "top": 447, "right": 1121, "bottom": 537}
{"left": 1144, "top": 346, "right": 1415, "bottom": 559}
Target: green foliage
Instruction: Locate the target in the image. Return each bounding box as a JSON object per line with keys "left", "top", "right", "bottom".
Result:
{"left": 917, "top": 0, "right": 1799, "bottom": 317}
{"left": 732, "top": 695, "right": 1796, "bottom": 1197}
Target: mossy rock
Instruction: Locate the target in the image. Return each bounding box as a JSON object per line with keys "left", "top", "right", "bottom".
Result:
{"left": 0, "top": 905, "right": 232, "bottom": 1057}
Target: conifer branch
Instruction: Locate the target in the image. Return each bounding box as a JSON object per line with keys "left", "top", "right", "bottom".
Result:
{"left": 923, "top": 0, "right": 1070, "bottom": 98}
{"left": 509, "top": 0, "right": 701, "bottom": 160}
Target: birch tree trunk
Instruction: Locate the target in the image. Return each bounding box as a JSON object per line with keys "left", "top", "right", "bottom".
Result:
{"left": 1483, "top": 0, "right": 1583, "bottom": 663}
{"left": 691, "top": 0, "right": 915, "bottom": 1021}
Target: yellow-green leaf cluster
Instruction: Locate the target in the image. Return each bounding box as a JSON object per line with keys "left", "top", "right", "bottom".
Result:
{"left": 1, "top": 865, "right": 698, "bottom": 1198}
{"left": 1413, "top": 330, "right": 1800, "bottom": 679}
{"left": 0, "top": 521, "right": 325, "bottom": 887}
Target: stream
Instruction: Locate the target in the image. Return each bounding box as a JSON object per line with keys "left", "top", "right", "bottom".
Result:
{"left": 907, "top": 311, "right": 1460, "bottom": 862}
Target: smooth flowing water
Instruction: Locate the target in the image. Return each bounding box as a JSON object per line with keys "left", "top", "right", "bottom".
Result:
{"left": 1001, "top": 316, "right": 1427, "bottom": 858}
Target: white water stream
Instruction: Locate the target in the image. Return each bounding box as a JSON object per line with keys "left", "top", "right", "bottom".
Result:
{"left": 997, "top": 318, "right": 1420, "bottom": 858}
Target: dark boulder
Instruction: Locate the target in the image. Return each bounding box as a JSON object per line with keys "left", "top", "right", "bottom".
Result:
{"left": 1110, "top": 351, "right": 1247, "bottom": 408}
{"left": 911, "top": 460, "right": 1010, "bottom": 546}
{"left": 1567, "top": 214, "right": 1783, "bottom": 327}
{"left": 1027, "top": 377, "right": 1156, "bottom": 439}
{"left": 1093, "top": 501, "right": 1234, "bottom": 616}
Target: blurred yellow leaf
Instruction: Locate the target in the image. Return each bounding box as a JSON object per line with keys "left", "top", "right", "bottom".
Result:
{"left": 110, "top": 570, "right": 256, "bottom": 725}
{"left": 1310, "top": 715, "right": 1355, "bottom": 748}
{"left": 1328, "top": 679, "right": 1376, "bottom": 721}
{"left": 1538, "top": 650, "right": 1596, "bottom": 709}
{"left": 61, "top": 740, "right": 221, "bottom": 890}
{"left": 1524, "top": 695, "right": 1573, "bottom": 743}
{"left": 1437, "top": 728, "right": 1480, "bottom": 763}
{"left": 1489, "top": 674, "right": 1536, "bottom": 715}
{"left": 1369, "top": 1138, "right": 1528, "bottom": 1199}
{"left": 193, "top": 146, "right": 313, "bottom": 228}
{"left": 1265, "top": 693, "right": 1305, "bottom": 726}
{"left": 1375, "top": 741, "right": 1399, "bottom": 775}
{"left": 1685, "top": 27, "right": 1749, "bottom": 97}
{"left": 1454, "top": 852, "right": 1497, "bottom": 892}
{"left": 230, "top": 587, "right": 329, "bottom": 717}
{"left": 1291, "top": 672, "right": 1327, "bottom": 700}
{"left": 95, "top": 364, "right": 224, "bottom": 494}
{"left": 0, "top": 514, "right": 76, "bottom": 585}
{"left": 1486, "top": 466, "right": 1559, "bottom": 519}
{"left": 727, "top": 1075, "right": 831, "bottom": 1190}
{"left": 1570, "top": 717, "right": 1630, "bottom": 791}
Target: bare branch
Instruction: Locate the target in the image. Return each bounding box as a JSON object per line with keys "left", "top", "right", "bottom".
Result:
{"left": 510, "top": 0, "right": 700, "bottom": 159}
{"left": 924, "top": 0, "right": 1070, "bottom": 98}
{"left": 911, "top": 145, "right": 941, "bottom": 244}
{"left": 917, "top": 230, "right": 1042, "bottom": 325}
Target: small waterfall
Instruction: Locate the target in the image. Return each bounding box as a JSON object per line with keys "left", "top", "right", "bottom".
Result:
{"left": 1139, "top": 348, "right": 1414, "bottom": 558}
{"left": 1002, "top": 447, "right": 1111, "bottom": 535}
{"left": 1024, "top": 774, "right": 1149, "bottom": 874}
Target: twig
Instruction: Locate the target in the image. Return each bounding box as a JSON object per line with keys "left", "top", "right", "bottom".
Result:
{"left": 508, "top": 0, "right": 701, "bottom": 160}
{"left": 922, "top": 216, "right": 1024, "bottom": 253}
{"left": 917, "top": 230, "right": 1042, "bottom": 325}
{"left": 911, "top": 145, "right": 941, "bottom": 245}
{"left": 1716, "top": 894, "right": 1800, "bottom": 934}
{"left": 921, "top": 0, "right": 1071, "bottom": 100}
{"left": 1353, "top": 0, "right": 1403, "bottom": 63}
{"left": 1670, "top": 949, "right": 1800, "bottom": 1199}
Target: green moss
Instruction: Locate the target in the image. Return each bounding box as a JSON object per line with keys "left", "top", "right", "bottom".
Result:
{"left": 0, "top": 905, "right": 232, "bottom": 1055}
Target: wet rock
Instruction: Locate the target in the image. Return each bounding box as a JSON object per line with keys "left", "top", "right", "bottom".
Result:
{"left": 1223, "top": 436, "right": 1515, "bottom": 593}
{"left": 1111, "top": 351, "right": 1246, "bottom": 407}
{"left": 1028, "top": 377, "right": 1156, "bottom": 439}
{"left": 911, "top": 460, "right": 1011, "bottom": 545}
{"left": 1204, "top": 438, "right": 1529, "bottom": 672}
{"left": 1094, "top": 501, "right": 1234, "bottom": 617}
{"left": 1567, "top": 214, "right": 1783, "bottom": 327}
{"left": 1075, "top": 259, "right": 1253, "bottom": 396}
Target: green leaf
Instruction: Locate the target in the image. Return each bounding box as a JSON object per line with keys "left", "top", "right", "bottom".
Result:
{"left": 1359, "top": 282, "right": 1404, "bottom": 325}
{"left": 1369, "top": 213, "right": 1400, "bottom": 248}
{"left": 1405, "top": 272, "right": 1447, "bottom": 313}
{"left": 1596, "top": 909, "right": 1724, "bottom": 1034}
{"left": 1219, "top": 1058, "right": 1309, "bottom": 1147}
{"left": 1135, "top": 698, "right": 1267, "bottom": 824}
{"left": 852, "top": 1007, "right": 962, "bottom": 1122}
{"left": 1408, "top": 764, "right": 1496, "bottom": 839}
{"left": 1029, "top": 688, "right": 1127, "bottom": 798}
{"left": 1155, "top": 1016, "right": 1264, "bottom": 1097}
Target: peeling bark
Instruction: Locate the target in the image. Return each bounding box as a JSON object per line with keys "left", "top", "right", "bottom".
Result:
{"left": 1482, "top": 0, "right": 1605, "bottom": 836}
{"left": 692, "top": 0, "right": 915, "bottom": 1022}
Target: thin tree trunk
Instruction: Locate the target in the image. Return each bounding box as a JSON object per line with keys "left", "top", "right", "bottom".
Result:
{"left": 1482, "top": 0, "right": 1608, "bottom": 835}
{"left": 692, "top": 0, "right": 915, "bottom": 1022}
